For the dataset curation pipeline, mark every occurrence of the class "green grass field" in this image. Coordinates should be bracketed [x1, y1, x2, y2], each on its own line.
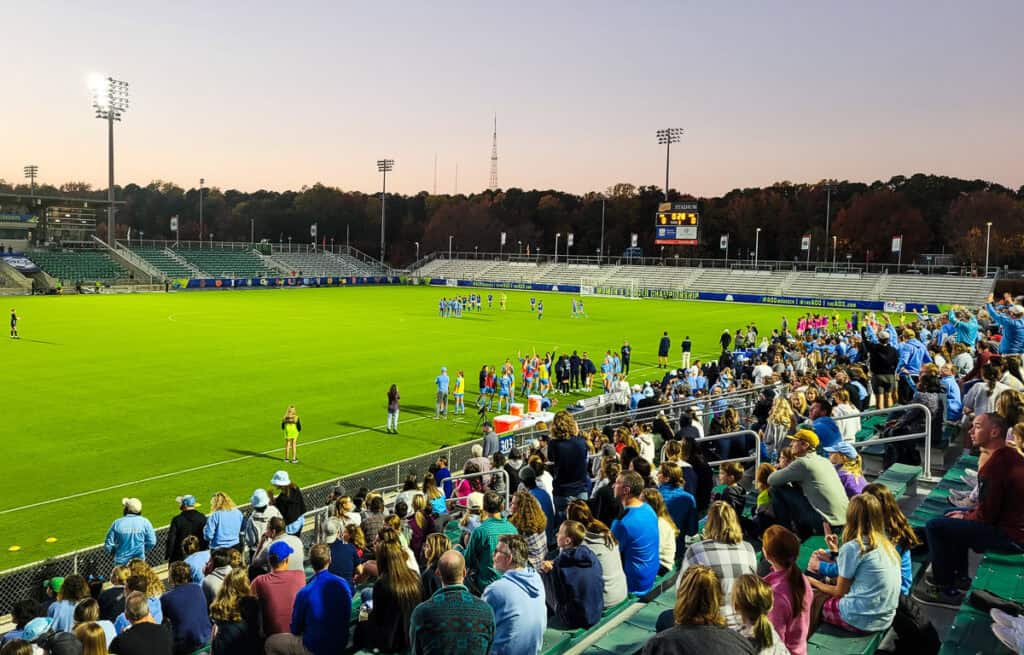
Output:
[2, 286, 791, 565]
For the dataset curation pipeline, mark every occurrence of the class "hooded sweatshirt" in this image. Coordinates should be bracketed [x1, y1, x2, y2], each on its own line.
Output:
[581, 531, 628, 608]
[550, 545, 604, 629]
[482, 567, 546, 655]
[988, 303, 1024, 354]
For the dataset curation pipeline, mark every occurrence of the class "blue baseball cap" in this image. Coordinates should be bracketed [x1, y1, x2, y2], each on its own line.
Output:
[269, 540, 294, 562]
[825, 441, 858, 460]
[23, 617, 53, 642]
[176, 495, 196, 508]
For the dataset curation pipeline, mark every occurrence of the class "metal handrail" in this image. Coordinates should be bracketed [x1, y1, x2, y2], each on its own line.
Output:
[696, 429, 762, 471]
[829, 403, 936, 481]
[439, 469, 511, 513]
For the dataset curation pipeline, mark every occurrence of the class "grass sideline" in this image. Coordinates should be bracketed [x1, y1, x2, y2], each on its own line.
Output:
[4, 286, 795, 564]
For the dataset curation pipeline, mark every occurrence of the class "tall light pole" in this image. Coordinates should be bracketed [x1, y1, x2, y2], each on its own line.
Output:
[199, 177, 205, 248]
[824, 181, 834, 264]
[414, 241, 420, 261]
[754, 227, 761, 269]
[23, 165, 38, 195]
[832, 235, 838, 269]
[554, 232, 561, 264]
[985, 221, 993, 274]
[377, 159, 394, 263]
[448, 235, 453, 259]
[89, 75, 129, 244]
[599, 197, 606, 262]
[656, 128, 684, 201]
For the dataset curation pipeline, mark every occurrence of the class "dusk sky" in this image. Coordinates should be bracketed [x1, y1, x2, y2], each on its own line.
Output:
[3, 1, 1022, 197]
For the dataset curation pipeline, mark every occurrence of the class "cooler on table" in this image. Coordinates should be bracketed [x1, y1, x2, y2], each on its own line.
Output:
[493, 414, 522, 434]
[510, 403, 524, 417]
[527, 394, 542, 413]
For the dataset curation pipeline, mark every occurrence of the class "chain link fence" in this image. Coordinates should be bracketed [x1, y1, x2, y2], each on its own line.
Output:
[0, 384, 776, 616]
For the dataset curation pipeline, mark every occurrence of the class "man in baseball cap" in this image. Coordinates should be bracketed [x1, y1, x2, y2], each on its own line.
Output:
[766, 428, 849, 540]
[167, 494, 207, 563]
[251, 539, 306, 637]
[104, 497, 157, 565]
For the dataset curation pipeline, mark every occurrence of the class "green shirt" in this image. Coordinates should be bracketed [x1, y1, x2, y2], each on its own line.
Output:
[465, 517, 518, 589]
[767, 451, 849, 526]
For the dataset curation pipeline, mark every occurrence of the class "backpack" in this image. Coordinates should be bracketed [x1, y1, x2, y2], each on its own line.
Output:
[890, 594, 940, 654]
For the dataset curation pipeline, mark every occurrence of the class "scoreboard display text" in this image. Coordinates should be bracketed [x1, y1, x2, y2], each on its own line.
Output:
[655, 201, 699, 245]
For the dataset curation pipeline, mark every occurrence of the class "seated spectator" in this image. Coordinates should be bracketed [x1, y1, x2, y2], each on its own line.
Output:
[587, 458, 623, 530]
[831, 390, 861, 443]
[567, 500, 628, 609]
[650, 566, 756, 654]
[242, 488, 282, 558]
[109, 592, 173, 655]
[160, 562, 211, 655]
[75, 621, 110, 655]
[251, 516, 305, 575]
[466, 445, 493, 487]
[202, 548, 233, 606]
[204, 492, 244, 551]
[660, 441, 698, 494]
[825, 441, 867, 497]
[266, 544, 352, 655]
[808, 494, 901, 634]
[509, 491, 549, 570]
[209, 568, 261, 655]
[433, 456, 454, 498]
[72, 598, 116, 648]
[918, 412, 1024, 607]
[166, 494, 206, 564]
[657, 462, 699, 555]
[2, 599, 41, 644]
[808, 398, 841, 449]
[641, 488, 679, 572]
[712, 462, 746, 519]
[610, 471, 660, 596]
[328, 524, 364, 590]
[465, 491, 519, 593]
[180, 536, 210, 584]
[482, 534, 546, 655]
[410, 550, 496, 655]
[766, 429, 849, 539]
[408, 494, 436, 559]
[761, 526, 811, 655]
[538, 521, 604, 629]
[422, 474, 448, 515]
[679, 502, 757, 629]
[47, 574, 91, 632]
[114, 569, 164, 635]
[353, 533, 423, 653]
[419, 533, 453, 600]
[732, 574, 789, 655]
[251, 541, 306, 638]
[104, 498, 157, 566]
[360, 494, 387, 547]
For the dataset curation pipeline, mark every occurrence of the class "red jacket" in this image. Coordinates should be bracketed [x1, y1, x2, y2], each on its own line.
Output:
[969, 446, 1024, 544]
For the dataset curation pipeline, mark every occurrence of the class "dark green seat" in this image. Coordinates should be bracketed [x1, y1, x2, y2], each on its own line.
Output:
[875, 463, 922, 497]
[806, 623, 883, 655]
[541, 628, 578, 655]
[588, 621, 654, 655]
[939, 606, 1014, 655]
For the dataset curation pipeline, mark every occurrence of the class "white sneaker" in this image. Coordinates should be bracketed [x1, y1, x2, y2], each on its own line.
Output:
[948, 493, 977, 509]
[990, 609, 1024, 630]
[961, 469, 979, 486]
[991, 623, 1024, 654]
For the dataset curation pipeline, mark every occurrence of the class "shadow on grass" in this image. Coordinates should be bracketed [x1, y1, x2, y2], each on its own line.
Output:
[17, 338, 60, 345]
[334, 420, 388, 434]
[225, 448, 281, 461]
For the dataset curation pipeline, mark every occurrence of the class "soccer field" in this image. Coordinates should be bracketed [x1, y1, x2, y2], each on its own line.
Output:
[2, 286, 789, 564]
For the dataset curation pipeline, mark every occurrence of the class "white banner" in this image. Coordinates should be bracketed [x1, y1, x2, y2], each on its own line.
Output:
[310, 223, 318, 238]
[567, 233, 574, 247]
[500, 231, 506, 246]
[720, 234, 729, 250]
[170, 216, 178, 231]
[801, 235, 810, 251]
[891, 236, 902, 253]
[631, 233, 638, 248]
[884, 301, 907, 313]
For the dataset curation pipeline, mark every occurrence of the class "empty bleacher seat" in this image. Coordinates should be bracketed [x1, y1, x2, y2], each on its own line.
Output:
[27, 249, 128, 283]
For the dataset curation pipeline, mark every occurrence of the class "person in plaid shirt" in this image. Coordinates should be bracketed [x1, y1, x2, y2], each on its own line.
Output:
[677, 501, 757, 629]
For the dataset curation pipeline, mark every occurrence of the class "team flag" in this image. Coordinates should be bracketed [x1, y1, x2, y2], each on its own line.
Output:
[720, 234, 729, 250]
[801, 235, 811, 251]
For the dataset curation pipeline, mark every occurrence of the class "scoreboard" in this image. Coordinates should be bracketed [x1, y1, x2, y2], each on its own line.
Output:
[655, 201, 699, 245]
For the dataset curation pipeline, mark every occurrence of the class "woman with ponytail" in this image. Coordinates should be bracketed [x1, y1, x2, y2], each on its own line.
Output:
[733, 574, 789, 654]
[963, 362, 1009, 418]
[761, 525, 812, 655]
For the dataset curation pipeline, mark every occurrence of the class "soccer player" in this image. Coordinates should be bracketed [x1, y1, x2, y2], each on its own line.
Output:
[435, 367, 450, 419]
[487, 293, 493, 308]
[439, 297, 446, 317]
[537, 300, 544, 320]
[453, 370, 466, 415]
[570, 298, 578, 318]
[10, 308, 18, 339]
[530, 297, 536, 312]
[500, 293, 507, 310]
[578, 298, 587, 318]
[497, 369, 513, 412]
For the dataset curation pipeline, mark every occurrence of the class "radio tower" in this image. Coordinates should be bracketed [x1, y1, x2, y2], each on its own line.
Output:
[488, 114, 499, 191]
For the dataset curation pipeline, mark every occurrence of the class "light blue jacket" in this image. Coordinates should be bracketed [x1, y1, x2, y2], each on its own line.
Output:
[897, 338, 930, 375]
[987, 304, 1024, 354]
[482, 567, 547, 655]
[947, 310, 979, 348]
[941, 375, 963, 421]
[204, 508, 244, 548]
[104, 514, 157, 565]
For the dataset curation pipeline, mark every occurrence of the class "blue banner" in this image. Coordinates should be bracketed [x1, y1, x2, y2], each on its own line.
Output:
[178, 275, 406, 290]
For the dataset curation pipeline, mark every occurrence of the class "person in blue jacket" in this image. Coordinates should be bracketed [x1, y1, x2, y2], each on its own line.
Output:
[104, 497, 157, 566]
[482, 534, 546, 655]
[986, 294, 1024, 355]
[538, 521, 604, 629]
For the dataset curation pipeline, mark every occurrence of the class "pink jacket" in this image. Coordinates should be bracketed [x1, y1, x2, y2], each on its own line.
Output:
[764, 569, 813, 655]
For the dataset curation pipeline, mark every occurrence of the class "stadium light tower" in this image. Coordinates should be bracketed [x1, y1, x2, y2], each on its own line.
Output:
[89, 74, 129, 244]
[824, 181, 835, 264]
[985, 221, 993, 275]
[377, 159, 394, 263]
[754, 227, 762, 269]
[199, 178, 205, 248]
[554, 232, 561, 264]
[655, 128, 684, 201]
[23, 165, 38, 195]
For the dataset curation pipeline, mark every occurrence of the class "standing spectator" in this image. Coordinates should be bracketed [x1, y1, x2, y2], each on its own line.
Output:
[387, 384, 401, 433]
[410, 550, 496, 655]
[548, 411, 590, 517]
[519, 466, 558, 549]
[767, 429, 849, 539]
[509, 491, 549, 569]
[482, 422, 500, 457]
[209, 568, 261, 655]
[862, 327, 898, 409]
[204, 492, 243, 551]
[281, 405, 301, 464]
[658, 331, 671, 369]
[47, 574, 91, 632]
[109, 592, 173, 655]
[538, 521, 604, 629]
[266, 544, 352, 655]
[986, 294, 1024, 354]
[160, 562, 211, 655]
[353, 536, 423, 653]
[104, 498, 157, 566]
[433, 456, 454, 498]
[202, 549, 233, 606]
[732, 575, 789, 655]
[361, 495, 387, 547]
[242, 489, 282, 557]
[483, 534, 546, 655]
[678, 502, 758, 630]
[465, 492, 519, 593]
[166, 495, 206, 563]
[271, 470, 307, 535]
[761, 526, 812, 655]
[610, 471, 660, 596]
[648, 566, 756, 654]
[621, 340, 632, 376]
[251, 542, 306, 637]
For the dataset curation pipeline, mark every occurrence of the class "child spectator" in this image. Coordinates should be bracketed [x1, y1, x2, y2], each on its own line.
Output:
[714, 462, 747, 518]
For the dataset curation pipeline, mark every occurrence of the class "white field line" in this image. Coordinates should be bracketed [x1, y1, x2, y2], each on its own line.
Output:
[0, 416, 430, 516]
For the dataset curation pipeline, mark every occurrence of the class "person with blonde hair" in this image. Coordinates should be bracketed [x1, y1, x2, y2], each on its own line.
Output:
[281, 404, 301, 463]
[548, 409, 590, 518]
[732, 574, 788, 654]
[762, 397, 796, 459]
[677, 502, 757, 629]
[419, 533, 452, 599]
[648, 566, 756, 654]
[204, 491, 243, 551]
[407, 493, 436, 559]
[509, 491, 549, 569]
[808, 494, 900, 634]
[75, 622, 109, 655]
[824, 442, 867, 497]
[209, 567, 261, 655]
[354, 537, 423, 653]
[641, 488, 679, 571]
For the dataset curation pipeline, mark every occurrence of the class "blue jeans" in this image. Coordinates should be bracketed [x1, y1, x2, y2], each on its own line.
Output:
[553, 491, 589, 522]
[771, 484, 828, 541]
[925, 517, 1024, 587]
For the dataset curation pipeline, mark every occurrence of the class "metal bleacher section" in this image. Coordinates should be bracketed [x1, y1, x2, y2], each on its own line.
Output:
[128, 245, 200, 278]
[174, 248, 279, 278]
[267, 251, 387, 277]
[413, 256, 995, 306]
[25, 249, 130, 284]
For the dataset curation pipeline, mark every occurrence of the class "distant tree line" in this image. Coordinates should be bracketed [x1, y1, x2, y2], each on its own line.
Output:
[1, 174, 1021, 268]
